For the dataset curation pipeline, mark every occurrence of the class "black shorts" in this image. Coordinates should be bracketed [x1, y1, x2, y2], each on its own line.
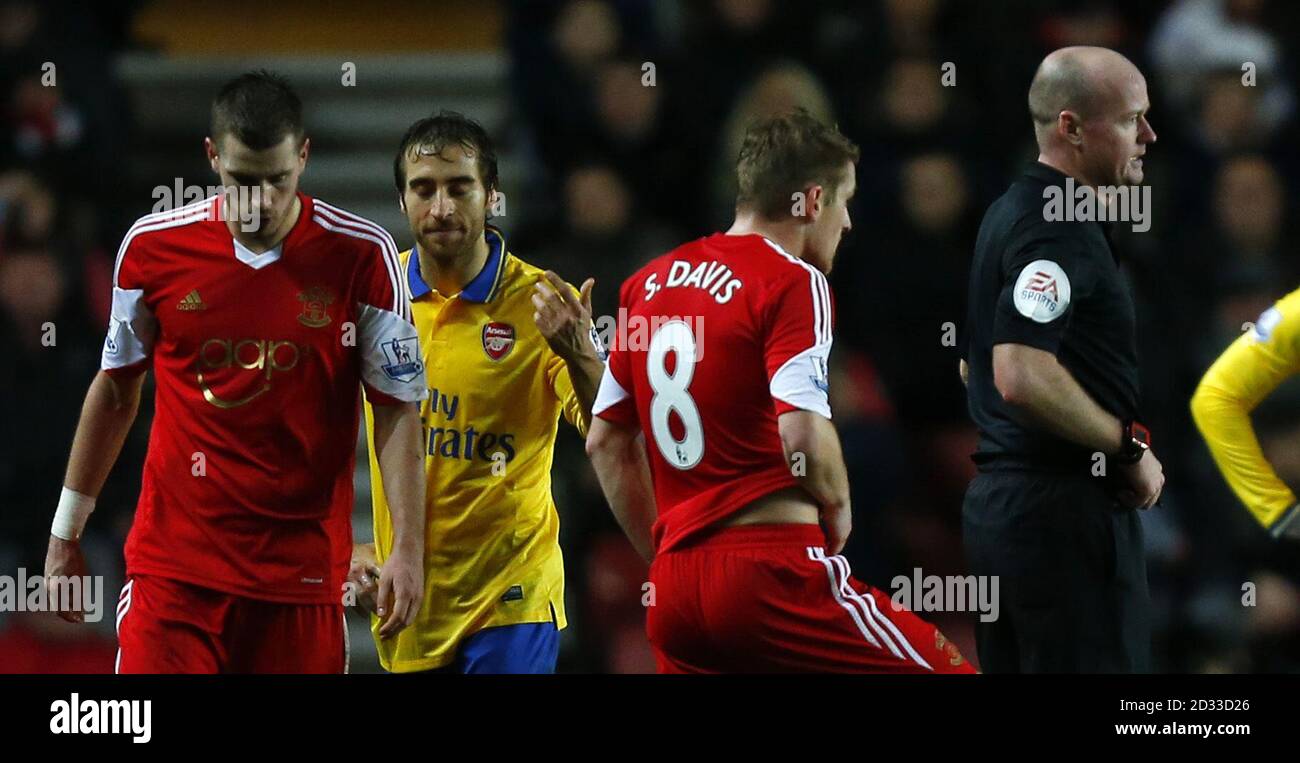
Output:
[962, 470, 1150, 673]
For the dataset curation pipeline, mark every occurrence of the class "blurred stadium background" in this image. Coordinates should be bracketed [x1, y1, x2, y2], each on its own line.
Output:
[2, 0, 1299, 673]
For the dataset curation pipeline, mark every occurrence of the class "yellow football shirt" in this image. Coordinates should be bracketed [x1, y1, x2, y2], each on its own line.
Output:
[363, 226, 589, 671]
[1191, 286, 1300, 538]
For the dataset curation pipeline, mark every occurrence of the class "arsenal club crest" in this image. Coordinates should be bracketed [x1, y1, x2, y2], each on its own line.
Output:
[482, 322, 515, 361]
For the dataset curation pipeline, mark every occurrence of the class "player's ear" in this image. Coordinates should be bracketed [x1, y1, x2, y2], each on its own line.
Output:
[298, 137, 311, 167]
[485, 186, 497, 219]
[204, 136, 220, 173]
[397, 191, 406, 214]
[804, 184, 824, 221]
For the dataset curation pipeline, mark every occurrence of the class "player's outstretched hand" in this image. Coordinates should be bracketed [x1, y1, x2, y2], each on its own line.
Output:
[532, 271, 596, 361]
[1117, 448, 1164, 510]
[376, 546, 423, 639]
[44, 535, 89, 623]
[822, 502, 852, 556]
[345, 543, 381, 615]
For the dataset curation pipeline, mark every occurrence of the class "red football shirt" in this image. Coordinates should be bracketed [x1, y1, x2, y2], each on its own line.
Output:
[102, 193, 427, 604]
[593, 233, 834, 553]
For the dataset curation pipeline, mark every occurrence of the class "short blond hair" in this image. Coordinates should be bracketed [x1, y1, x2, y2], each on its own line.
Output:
[735, 109, 860, 220]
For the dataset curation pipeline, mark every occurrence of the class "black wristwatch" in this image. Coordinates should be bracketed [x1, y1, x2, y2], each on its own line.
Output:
[1114, 419, 1151, 465]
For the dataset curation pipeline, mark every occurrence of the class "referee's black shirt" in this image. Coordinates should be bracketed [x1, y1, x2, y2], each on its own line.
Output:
[963, 161, 1140, 473]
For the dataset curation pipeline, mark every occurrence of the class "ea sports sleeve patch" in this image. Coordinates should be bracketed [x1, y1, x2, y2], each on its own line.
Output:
[1012, 259, 1072, 323]
[993, 238, 1096, 354]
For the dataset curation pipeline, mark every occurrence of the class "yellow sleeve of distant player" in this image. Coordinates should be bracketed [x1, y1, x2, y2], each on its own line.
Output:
[1191, 289, 1300, 537]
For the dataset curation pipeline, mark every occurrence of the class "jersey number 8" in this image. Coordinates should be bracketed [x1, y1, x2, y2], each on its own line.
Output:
[648, 320, 704, 470]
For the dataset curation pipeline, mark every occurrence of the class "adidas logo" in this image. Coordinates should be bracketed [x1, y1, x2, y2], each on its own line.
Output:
[177, 290, 207, 311]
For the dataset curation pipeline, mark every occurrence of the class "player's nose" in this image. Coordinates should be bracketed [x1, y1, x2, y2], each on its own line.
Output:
[1140, 116, 1156, 144]
[258, 182, 275, 209]
[428, 192, 454, 219]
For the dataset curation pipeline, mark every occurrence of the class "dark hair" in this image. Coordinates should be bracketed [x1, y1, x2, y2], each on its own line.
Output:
[735, 108, 860, 220]
[393, 111, 498, 193]
[210, 70, 304, 150]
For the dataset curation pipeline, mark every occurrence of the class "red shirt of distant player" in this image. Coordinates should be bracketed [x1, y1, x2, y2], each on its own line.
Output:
[592, 233, 833, 553]
[102, 193, 426, 604]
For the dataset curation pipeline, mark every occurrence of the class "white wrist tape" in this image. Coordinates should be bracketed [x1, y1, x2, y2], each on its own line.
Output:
[52, 487, 96, 541]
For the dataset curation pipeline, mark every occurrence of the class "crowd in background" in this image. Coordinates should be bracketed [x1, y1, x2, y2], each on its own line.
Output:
[2, 0, 1299, 673]
[0, 0, 142, 671]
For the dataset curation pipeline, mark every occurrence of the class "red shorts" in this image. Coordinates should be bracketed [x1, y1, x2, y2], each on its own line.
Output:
[115, 574, 346, 674]
[646, 524, 976, 673]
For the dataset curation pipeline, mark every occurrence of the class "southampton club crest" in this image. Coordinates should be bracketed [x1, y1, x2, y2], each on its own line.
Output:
[297, 286, 334, 328]
[482, 322, 515, 361]
[381, 336, 423, 382]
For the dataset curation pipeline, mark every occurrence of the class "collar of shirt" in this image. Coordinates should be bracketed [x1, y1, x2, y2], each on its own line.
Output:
[1024, 160, 1070, 187]
[407, 225, 509, 303]
[216, 191, 314, 266]
[1023, 161, 1120, 262]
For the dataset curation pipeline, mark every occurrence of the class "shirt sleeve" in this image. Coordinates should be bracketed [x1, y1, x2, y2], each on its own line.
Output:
[593, 277, 639, 427]
[356, 242, 429, 406]
[991, 231, 1099, 354]
[547, 353, 589, 437]
[101, 230, 157, 377]
[1191, 292, 1300, 538]
[763, 265, 833, 419]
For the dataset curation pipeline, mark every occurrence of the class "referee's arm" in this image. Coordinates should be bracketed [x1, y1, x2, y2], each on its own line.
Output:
[993, 343, 1163, 508]
[986, 236, 1163, 507]
[993, 343, 1124, 453]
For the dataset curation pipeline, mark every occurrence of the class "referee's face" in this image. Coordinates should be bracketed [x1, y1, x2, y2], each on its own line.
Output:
[1083, 70, 1156, 187]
